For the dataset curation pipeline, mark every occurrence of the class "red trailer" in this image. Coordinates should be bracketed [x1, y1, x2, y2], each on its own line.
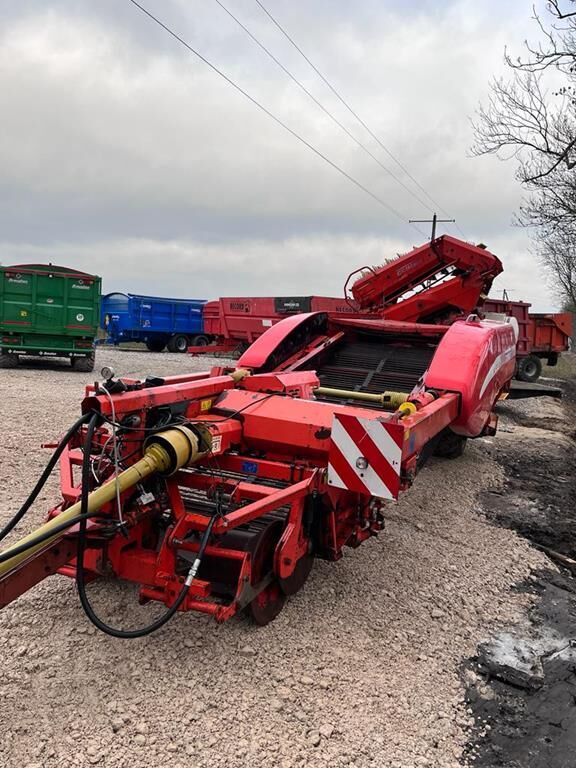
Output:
[529, 312, 573, 365]
[189, 296, 357, 354]
[191, 238, 505, 355]
[482, 299, 572, 381]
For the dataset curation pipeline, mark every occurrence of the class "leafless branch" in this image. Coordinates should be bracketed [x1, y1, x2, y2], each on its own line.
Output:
[473, 1, 576, 308]
[549, 0, 576, 20]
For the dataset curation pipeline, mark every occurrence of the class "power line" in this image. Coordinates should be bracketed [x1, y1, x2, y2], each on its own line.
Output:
[253, 0, 446, 213]
[253, 0, 467, 239]
[126, 0, 426, 237]
[211, 0, 436, 216]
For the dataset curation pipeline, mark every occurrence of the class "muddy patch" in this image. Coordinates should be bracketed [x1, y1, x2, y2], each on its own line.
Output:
[464, 573, 576, 768]
[483, 394, 576, 560]
[464, 384, 576, 767]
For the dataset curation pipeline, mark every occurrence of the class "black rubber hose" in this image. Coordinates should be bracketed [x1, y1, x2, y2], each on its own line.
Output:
[0, 512, 100, 565]
[75, 414, 217, 638]
[0, 412, 92, 543]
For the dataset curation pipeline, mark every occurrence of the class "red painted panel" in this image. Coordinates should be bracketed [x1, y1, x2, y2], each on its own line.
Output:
[424, 318, 516, 437]
[237, 313, 321, 370]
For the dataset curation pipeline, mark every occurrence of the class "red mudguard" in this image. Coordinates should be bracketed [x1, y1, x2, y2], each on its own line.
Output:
[424, 317, 517, 437]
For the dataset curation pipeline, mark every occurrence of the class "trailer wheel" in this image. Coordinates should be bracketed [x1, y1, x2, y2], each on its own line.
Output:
[145, 339, 166, 352]
[191, 335, 209, 347]
[0, 350, 18, 368]
[71, 353, 95, 372]
[433, 429, 467, 460]
[547, 352, 559, 367]
[167, 334, 189, 353]
[517, 354, 542, 383]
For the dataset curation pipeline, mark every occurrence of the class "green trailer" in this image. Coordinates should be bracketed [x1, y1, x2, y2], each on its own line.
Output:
[0, 264, 101, 371]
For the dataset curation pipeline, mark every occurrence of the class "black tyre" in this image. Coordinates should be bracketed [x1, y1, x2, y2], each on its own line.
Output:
[191, 335, 209, 347]
[516, 354, 542, 383]
[167, 334, 189, 353]
[71, 353, 95, 372]
[0, 350, 18, 369]
[246, 521, 286, 626]
[145, 338, 166, 352]
[433, 429, 468, 460]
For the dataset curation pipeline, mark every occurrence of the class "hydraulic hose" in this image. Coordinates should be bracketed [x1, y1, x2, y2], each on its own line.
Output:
[0, 419, 201, 583]
[76, 414, 217, 638]
[0, 412, 92, 543]
[0, 512, 99, 566]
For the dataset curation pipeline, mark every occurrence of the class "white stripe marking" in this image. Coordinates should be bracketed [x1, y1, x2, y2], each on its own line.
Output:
[327, 462, 345, 488]
[329, 418, 396, 500]
[363, 419, 402, 469]
[479, 345, 516, 398]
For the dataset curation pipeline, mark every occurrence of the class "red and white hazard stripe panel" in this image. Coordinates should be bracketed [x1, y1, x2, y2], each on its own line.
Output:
[327, 413, 403, 500]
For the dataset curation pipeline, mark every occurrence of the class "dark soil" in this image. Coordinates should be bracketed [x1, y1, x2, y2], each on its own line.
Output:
[464, 572, 576, 768]
[483, 379, 576, 561]
[464, 379, 576, 767]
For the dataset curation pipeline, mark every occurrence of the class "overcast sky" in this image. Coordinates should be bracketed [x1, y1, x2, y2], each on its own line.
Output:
[0, 0, 558, 310]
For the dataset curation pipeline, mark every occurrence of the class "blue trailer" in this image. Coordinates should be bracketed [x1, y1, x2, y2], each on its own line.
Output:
[100, 293, 208, 352]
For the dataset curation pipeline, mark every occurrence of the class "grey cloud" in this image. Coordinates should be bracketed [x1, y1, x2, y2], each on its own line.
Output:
[0, 0, 557, 311]
[0, 230, 553, 312]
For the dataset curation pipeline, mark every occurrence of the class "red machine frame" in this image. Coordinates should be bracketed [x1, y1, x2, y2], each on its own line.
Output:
[348, 235, 503, 322]
[0, 238, 520, 632]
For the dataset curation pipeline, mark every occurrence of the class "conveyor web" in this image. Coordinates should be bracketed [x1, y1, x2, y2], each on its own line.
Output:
[314, 337, 436, 402]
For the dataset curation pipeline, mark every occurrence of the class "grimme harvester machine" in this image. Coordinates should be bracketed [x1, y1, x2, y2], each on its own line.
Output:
[346, 233, 501, 322]
[0, 237, 517, 634]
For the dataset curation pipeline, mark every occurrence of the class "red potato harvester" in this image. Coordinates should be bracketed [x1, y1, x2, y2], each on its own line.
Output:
[0, 237, 518, 635]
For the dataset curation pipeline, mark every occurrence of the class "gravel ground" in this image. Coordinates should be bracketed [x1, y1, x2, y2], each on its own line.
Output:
[0, 349, 550, 768]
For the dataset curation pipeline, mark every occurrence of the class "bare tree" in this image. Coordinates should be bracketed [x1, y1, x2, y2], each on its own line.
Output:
[472, 1, 576, 307]
[533, 223, 576, 307]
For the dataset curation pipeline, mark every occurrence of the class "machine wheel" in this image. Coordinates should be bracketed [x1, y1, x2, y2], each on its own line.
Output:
[0, 349, 18, 368]
[279, 549, 314, 596]
[167, 334, 189, 353]
[71, 353, 95, 372]
[191, 335, 209, 347]
[145, 339, 166, 352]
[434, 429, 467, 460]
[246, 521, 286, 626]
[517, 354, 542, 383]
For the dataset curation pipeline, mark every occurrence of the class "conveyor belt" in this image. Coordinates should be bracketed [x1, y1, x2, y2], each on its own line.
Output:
[314, 338, 436, 402]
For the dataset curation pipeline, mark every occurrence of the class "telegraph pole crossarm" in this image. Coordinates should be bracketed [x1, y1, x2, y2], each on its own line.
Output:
[409, 213, 456, 241]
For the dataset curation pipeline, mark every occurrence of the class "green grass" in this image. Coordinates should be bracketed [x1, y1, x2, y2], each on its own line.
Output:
[543, 352, 576, 380]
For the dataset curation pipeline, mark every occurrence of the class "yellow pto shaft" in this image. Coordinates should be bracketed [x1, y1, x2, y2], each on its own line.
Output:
[314, 386, 409, 409]
[0, 426, 203, 577]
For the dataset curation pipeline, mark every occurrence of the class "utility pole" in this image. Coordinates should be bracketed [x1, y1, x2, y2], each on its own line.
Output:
[409, 213, 455, 241]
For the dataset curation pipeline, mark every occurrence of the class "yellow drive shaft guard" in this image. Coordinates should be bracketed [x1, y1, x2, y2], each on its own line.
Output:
[0, 426, 203, 577]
